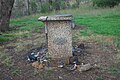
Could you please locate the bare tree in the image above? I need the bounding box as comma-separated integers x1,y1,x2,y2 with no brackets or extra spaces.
0,0,14,32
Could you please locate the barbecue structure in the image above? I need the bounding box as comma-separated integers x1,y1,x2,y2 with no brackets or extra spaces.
38,14,73,58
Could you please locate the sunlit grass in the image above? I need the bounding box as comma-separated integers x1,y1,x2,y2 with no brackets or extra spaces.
0,35,13,42
10,15,44,31
0,15,45,43
75,14,120,36
60,4,120,16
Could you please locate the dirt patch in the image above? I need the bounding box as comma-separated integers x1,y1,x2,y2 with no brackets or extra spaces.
72,25,87,30
0,28,120,80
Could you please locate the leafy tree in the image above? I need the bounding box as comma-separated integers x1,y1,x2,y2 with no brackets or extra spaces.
92,0,120,8
31,0,37,13
76,0,81,8
41,2,50,13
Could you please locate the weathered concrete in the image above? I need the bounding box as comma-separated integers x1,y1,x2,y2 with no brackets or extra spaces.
38,14,72,58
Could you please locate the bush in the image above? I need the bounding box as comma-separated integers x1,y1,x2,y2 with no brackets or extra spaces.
41,2,50,13
71,3,79,9
92,0,120,8
31,1,37,13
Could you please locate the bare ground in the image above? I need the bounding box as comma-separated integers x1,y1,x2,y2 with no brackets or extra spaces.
0,26,120,80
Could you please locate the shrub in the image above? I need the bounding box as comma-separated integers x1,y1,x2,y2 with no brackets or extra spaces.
31,0,37,13
92,0,120,8
71,3,79,9
41,2,50,13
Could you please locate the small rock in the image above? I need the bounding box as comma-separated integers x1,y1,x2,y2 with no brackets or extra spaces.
58,65,64,68
65,64,77,71
58,76,63,80
77,63,92,72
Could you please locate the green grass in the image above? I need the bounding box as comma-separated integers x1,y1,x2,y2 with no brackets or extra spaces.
9,5,120,36
79,29,93,36
74,11,120,49
11,68,21,76
10,15,44,31
1,5,120,44
96,77,104,80
0,35,13,42
0,53,13,68
75,13,120,36
108,67,120,74
0,15,44,42
60,5,120,37
0,32,32,43
0,52,21,76
2,32,32,37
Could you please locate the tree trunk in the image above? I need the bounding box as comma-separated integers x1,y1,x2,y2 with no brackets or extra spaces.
0,0,14,32
48,0,53,11
27,0,30,15
76,0,80,8
39,0,43,10
54,0,61,14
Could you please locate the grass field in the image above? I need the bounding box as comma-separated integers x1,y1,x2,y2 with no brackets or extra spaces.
0,4,120,46
75,14,120,36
